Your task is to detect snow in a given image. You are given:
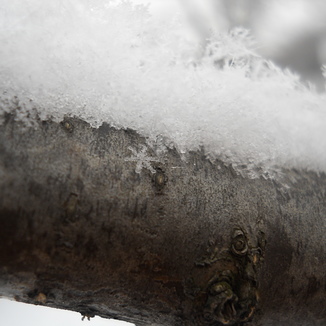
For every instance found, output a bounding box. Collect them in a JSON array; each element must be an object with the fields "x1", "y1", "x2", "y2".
[
  {"x1": 125, "y1": 145, "x2": 161, "y2": 174},
  {"x1": 0, "y1": 0, "x2": 326, "y2": 178}
]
